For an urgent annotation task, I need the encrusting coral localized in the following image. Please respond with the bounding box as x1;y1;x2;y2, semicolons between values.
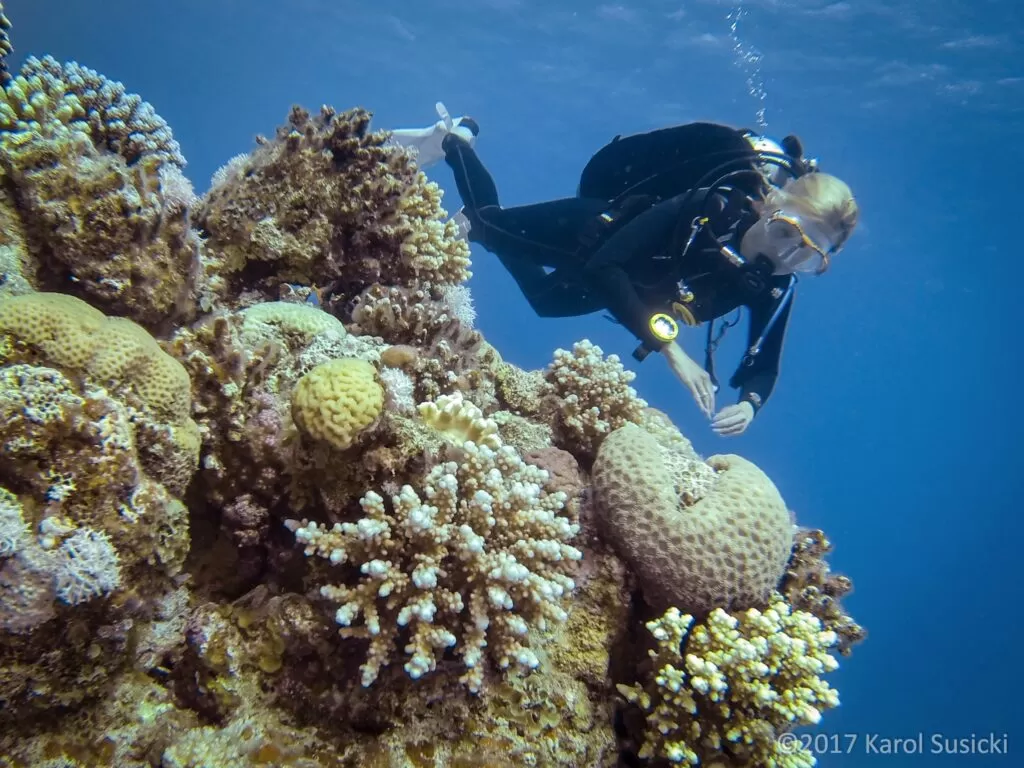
0;8;865;766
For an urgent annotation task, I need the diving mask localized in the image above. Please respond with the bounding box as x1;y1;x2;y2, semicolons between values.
764;209;841;275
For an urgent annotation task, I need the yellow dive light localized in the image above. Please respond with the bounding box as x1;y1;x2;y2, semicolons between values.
648;313;679;342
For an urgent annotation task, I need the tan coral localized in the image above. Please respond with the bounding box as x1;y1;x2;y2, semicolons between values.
591;422;793;614
291;357;384;450
0;56;200;329
0;300;196;719
544;339;647;462
196;105;470;308
417;391;501;449
0;293;194;423
619;596;842;767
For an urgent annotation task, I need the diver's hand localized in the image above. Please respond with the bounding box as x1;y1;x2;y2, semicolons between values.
661;342;715;418
711;402;755;437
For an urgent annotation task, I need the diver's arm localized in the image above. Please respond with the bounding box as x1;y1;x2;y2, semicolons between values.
729;288;795;413
582;196;686;349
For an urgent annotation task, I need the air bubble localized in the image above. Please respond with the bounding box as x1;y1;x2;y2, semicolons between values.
727;4;768;130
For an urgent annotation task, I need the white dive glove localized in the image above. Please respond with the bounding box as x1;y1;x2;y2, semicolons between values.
389;101;478;168
711;402;755;437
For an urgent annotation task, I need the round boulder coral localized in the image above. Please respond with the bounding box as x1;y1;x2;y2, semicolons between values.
291;358;383;450
591;422;793;614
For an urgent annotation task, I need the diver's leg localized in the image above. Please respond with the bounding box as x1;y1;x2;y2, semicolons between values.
442;133;500;213
473;198;610;267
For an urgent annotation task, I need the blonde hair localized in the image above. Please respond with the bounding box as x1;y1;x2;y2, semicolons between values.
766;173;860;251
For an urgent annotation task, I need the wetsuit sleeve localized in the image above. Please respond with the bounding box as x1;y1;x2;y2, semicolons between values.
581;196;687;350
729;287;794;413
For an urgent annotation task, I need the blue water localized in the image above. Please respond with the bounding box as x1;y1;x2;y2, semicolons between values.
13;1;1022;764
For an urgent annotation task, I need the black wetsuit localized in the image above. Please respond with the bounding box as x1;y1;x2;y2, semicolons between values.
442;122;795;413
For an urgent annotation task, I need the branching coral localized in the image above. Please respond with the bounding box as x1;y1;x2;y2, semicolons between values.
196;104;470;307
592;422;793;614
0;3;11;86
781;528;866;656
417;391;501;449
285;437;582;693
0;56;201;329
620;595;841;767
544;339;647;462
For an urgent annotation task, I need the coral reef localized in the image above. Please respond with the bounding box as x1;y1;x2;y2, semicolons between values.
196;104;470;308
0;56;201;330
0;9;865;766
0;292;196;722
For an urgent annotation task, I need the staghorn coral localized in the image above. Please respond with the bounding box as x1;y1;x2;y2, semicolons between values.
544;339;647;462
781;527;866;656
285;438;582;693
591;422;793;615
619;595;841;767
196;104;471;307
0;56;201;329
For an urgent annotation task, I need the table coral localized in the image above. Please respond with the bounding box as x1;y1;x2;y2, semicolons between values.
0;56;201;329
285;436;582;693
591;422;793;615
196;104;471;307
619;596;841;767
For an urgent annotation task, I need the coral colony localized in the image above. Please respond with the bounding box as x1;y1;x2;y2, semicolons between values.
0;5;863;766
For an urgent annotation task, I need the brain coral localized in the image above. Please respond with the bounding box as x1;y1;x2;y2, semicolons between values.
291;357;384;450
591;422;793;614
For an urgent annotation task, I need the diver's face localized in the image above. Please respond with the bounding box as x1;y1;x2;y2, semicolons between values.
745;209;840;276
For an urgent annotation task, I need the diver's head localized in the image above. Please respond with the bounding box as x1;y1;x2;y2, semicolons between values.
740;173;859;276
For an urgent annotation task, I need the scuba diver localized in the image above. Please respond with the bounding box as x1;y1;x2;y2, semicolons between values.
390;105;859;436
